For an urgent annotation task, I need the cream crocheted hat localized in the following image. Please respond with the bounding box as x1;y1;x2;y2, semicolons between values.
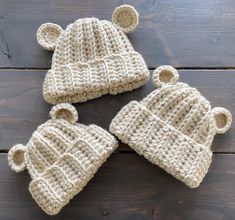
37;5;149;104
8;103;118;215
110;65;232;188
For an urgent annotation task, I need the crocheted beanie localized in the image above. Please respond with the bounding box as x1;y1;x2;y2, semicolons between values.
37;5;149;104
8;103;118;215
110;65;232;188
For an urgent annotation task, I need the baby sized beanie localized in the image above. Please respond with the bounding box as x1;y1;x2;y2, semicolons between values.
8;103;118;215
110;66;232;188
37;4;149;104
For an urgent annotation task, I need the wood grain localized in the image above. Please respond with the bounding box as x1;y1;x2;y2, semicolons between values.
0;69;234;152
1;0;235;68
0;1;235;219
1;153;235;219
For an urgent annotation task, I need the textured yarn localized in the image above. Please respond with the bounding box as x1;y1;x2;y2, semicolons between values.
37;5;149;104
8;103;118;215
110;65;232;188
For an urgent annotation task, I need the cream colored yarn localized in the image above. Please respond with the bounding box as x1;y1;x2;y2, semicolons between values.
110;65;232;188
8;103;118;215
36;5;149;104
112;5;139;33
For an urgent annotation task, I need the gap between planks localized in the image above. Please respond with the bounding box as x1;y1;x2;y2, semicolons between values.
1;67;235;71
0;150;235;155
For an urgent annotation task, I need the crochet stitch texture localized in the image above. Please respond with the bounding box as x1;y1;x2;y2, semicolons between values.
8;103;118;215
110;65;232;188
37;5;149;104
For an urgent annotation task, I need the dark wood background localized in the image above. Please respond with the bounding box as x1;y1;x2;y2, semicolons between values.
0;0;235;219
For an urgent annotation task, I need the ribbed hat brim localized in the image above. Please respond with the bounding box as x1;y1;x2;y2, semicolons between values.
43;52;149;104
110;101;212;188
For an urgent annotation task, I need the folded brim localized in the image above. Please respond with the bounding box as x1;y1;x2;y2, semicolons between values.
110;101;212;188
29;125;118;215
43;52;149;104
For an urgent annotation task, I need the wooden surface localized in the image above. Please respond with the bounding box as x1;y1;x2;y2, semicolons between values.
0;70;234;153
1;153;235;219
0;0;234;219
1;0;235;68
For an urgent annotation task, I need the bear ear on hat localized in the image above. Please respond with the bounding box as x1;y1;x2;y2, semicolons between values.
112;4;139;33
50;103;78;125
211;107;232;134
8;144;27;172
36;23;63;51
152;65;179;87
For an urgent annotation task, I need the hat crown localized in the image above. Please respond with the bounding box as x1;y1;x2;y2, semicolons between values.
52;18;134;69
141;82;215;147
25;119;82;178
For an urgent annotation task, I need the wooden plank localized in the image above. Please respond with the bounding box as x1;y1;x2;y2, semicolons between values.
1;0;235;68
0;69;234;152
0;153;235;219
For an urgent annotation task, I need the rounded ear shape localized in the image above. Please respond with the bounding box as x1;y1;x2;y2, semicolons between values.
211;107;232;134
152;65;179;87
8;144;27;172
36;23;63;51
50;103;78;124
112;4;139;33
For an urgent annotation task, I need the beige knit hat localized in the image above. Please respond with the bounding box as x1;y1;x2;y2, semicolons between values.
37;5;149;104
8;103;118;215
110;65;232;188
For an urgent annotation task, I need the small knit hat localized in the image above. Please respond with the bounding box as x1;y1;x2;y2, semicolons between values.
37;5;149;104
110;65;232;188
8;103;118;215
